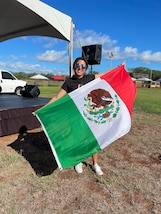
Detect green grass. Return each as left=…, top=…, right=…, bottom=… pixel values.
left=134, top=88, right=161, bottom=115
left=39, top=86, right=61, bottom=98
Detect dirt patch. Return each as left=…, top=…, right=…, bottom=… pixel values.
left=0, top=110, right=161, bottom=214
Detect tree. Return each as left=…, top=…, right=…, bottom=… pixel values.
left=128, top=67, right=161, bottom=80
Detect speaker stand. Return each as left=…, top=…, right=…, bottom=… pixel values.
left=89, top=65, right=93, bottom=74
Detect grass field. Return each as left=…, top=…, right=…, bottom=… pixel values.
left=134, top=88, right=161, bottom=115
left=39, top=86, right=61, bottom=98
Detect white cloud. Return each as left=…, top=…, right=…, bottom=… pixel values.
left=31, top=37, right=59, bottom=48
left=36, top=50, right=68, bottom=63
left=112, top=47, right=138, bottom=60
left=0, top=61, right=6, bottom=67
left=8, top=61, right=40, bottom=70
left=138, top=51, right=161, bottom=63
left=0, top=60, right=52, bottom=73
left=9, top=55, right=18, bottom=60
left=21, top=54, right=27, bottom=59
left=21, top=36, right=27, bottom=41
left=74, top=30, right=117, bottom=50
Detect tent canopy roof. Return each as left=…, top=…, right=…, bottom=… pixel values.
left=131, top=77, right=136, bottom=81
left=156, top=78, right=161, bottom=82
left=137, top=77, right=152, bottom=82
left=30, top=74, right=49, bottom=80
left=51, top=75, right=66, bottom=81
left=0, top=0, right=73, bottom=42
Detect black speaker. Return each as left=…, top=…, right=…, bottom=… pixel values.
left=82, top=44, right=102, bottom=65
left=20, top=85, right=40, bottom=98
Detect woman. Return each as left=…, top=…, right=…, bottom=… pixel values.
left=47, top=57, right=104, bottom=175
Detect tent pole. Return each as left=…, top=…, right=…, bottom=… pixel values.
left=69, top=21, right=74, bottom=77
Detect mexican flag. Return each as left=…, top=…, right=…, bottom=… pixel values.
left=34, top=65, right=136, bottom=170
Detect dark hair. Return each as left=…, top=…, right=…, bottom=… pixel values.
left=73, top=57, right=88, bottom=69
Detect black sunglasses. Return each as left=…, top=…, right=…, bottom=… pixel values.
left=75, top=63, right=87, bottom=69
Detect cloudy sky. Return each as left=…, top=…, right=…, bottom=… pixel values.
left=0, top=0, right=161, bottom=75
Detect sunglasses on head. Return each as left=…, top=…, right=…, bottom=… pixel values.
left=75, top=63, right=87, bottom=69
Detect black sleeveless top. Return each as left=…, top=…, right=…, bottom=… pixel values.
left=62, top=74, right=95, bottom=93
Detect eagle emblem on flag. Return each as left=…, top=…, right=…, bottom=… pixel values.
left=83, top=88, right=120, bottom=124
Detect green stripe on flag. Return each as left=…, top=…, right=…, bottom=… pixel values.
left=35, top=94, right=101, bottom=169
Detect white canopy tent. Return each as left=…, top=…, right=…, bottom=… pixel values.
left=30, top=74, right=49, bottom=80
left=138, top=77, right=152, bottom=81
left=0, top=0, right=74, bottom=75
left=156, top=78, right=161, bottom=82
left=131, top=77, right=136, bottom=81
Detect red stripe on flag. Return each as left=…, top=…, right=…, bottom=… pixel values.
left=101, top=65, right=136, bottom=116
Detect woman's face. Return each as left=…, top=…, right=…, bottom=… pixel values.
left=74, top=59, right=87, bottom=78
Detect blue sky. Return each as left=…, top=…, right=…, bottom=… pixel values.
left=1, top=0, right=161, bottom=76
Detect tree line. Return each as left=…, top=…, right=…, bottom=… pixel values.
left=12, top=72, right=66, bottom=80
left=128, top=67, right=161, bottom=80
left=13, top=67, right=161, bottom=81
